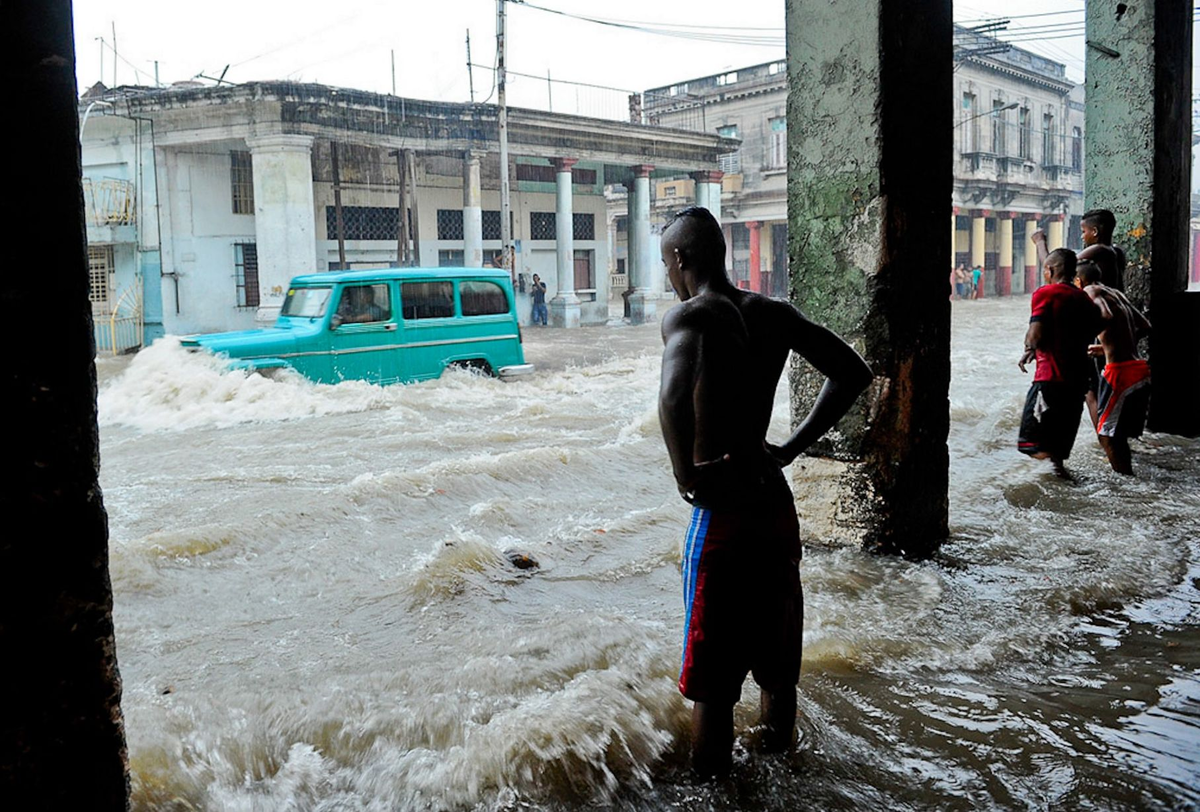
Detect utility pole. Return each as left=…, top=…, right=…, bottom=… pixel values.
left=547, top=70, right=552, bottom=112
left=330, top=141, right=347, bottom=270
left=391, top=50, right=396, bottom=96
left=154, top=60, right=160, bottom=87
left=497, top=0, right=513, bottom=277
left=111, top=22, right=117, bottom=86
left=390, top=149, right=409, bottom=265
left=466, top=31, right=475, bottom=103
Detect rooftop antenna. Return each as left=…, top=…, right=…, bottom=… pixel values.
left=111, top=22, right=117, bottom=86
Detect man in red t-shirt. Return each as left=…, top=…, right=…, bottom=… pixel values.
left=1017, top=248, right=1102, bottom=476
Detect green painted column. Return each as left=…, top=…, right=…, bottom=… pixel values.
left=787, top=0, right=953, bottom=555
left=1085, top=0, right=1197, bottom=436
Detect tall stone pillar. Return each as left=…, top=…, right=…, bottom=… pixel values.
left=970, top=209, right=987, bottom=269
left=462, top=150, right=484, bottom=268
left=788, top=0, right=952, bottom=554
left=692, top=170, right=723, bottom=221
left=998, top=213, right=1014, bottom=296
left=970, top=209, right=988, bottom=298
left=748, top=221, right=763, bottom=292
left=951, top=209, right=959, bottom=267
left=627, top=164, right=655, bottom=324
left=1086, top=0, right=1196, bottom=435
left=246, top=134, right=317, bottom=324
left=549, top=158, right=581, bottom=328
left=1047, top=213, right=1065, bottom=251
left=10, top=1, right=129, bottom=804
left=1025, top=215, right=1041, bottom=292
left=693, top=174, right=710, bottom=212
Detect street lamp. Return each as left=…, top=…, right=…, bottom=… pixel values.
left=80, top=99, right=113, bottom=139
left=953, top=100, right=1018, bottom=129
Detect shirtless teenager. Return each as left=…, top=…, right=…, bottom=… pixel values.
left=1077, top=261, right=1152, bottom=475
left=658, top=207, right=872, bottom=778
left=1017, top=249, right=1102, bottom=477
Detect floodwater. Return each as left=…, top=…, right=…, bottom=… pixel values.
left=97, top=296, right=1199, bottom=811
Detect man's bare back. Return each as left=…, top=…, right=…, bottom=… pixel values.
left=1084, top=282, right=1150, bottom=365
left=656, top=207, right=872, bottom=778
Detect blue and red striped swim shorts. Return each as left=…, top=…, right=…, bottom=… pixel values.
left=679, top=491, right=803, bottom=704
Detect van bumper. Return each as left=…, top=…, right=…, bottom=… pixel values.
left=498, top=363, right=535, bottom=379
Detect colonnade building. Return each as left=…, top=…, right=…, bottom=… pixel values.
left=630, top=27, right=1084, bottom=299
left=79, top=81, right=734, bottom=346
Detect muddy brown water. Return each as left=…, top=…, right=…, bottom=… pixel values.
left=96, top=296, right=1199, bottom=810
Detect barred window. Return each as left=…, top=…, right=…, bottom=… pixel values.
left=460, top=281, right=509, bottom=316
left=231, top=151, right=254, bottom=214
left=717, top=125, right=741, bottom=174
left=530, top=212, right=556, bottom=240
left=769, top=117, right=786, bottom=168
left=234, top=243, right=260, bottom=308
left=573, top=213, right=595, bottom=241
left=438, top=250, right=465, bottom=267
left=481, top=210, right=514, bottom=241
left=437, top=209, right=465, bottom=240
left=88, top=244, right=113, bottom=307
left=401, top=281, right=455, bottom=320
left=325, top=206, right=401, bottom=241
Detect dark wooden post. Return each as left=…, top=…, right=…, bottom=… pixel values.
left=3, top=0, right=130, bottom=806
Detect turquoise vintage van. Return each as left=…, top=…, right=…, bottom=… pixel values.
left=180, top=268, right=533, bottom=385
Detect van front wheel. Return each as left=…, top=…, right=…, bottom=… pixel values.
left=448, top=359, right=496, bottom=378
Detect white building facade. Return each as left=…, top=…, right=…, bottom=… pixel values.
left=80, top=81, right=731, bottom=342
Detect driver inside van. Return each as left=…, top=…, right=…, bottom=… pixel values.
left=338, top=286, right=387, bottom=324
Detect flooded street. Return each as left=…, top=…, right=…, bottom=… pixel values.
left=97, top=297, right=1199, bottom=811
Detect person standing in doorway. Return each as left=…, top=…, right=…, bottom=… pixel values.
left=530, top=273, right=548, bottom=326
left=657, top=207, right=872, bottom=778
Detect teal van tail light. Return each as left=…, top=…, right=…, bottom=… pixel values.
left=182, top=267, right=530, bottom=386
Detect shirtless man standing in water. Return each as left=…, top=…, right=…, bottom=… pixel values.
left=1077, top=260, right=1152, bottom=474
left=657, top=207, right=872, bottom=778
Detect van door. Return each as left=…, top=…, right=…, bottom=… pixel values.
left=398, top=279, right=458, bottom=380
left=328, top=282, right=402, bottom=384
left=455, top=279, right=523, bottom=372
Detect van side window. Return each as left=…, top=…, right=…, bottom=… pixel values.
left=335, top=283, right=391, bottom=324
left=402, top=281, right=455, bottom=320
left=460, top=281, right=509, bottom=316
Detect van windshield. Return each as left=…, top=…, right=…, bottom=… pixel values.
left=281, top=287, right=332, bottom=318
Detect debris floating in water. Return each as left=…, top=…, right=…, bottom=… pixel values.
left=505, top=551, right=539, bottom=570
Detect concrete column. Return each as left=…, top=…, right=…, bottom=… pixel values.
left=1025, top=215, right=1041, bottom=292
left=970, top=209, right=988, bottom=298
left=748, top=221, right=763, bottom=292
left=1086, top=0, right=1196, bottom=435
left=627, top=164, right=655, bottom=324
left=11, top=2, right=130, bottom=804
left=700, top=170, right=724, bottom=223
left=693, top=175, right=709, bottom=212
left=692, top=170, right=723, bottom=221
left=549, top=157, right=581, bottom=328
left=998, top=212, right=1014, bottom=296
left=462, top=150, right=484, bottom=268
left=970, top=209, right=987, bottom=269
left=951, top=209, right=959, bottom=267
left=1047, top=213, right=1065, bottom=251
left=246, top=134, right=317, bottom=324
left=788, top=0, right=952, bottom=554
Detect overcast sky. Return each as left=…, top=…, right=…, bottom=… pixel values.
left=73, top=0, right=1108, bottom=118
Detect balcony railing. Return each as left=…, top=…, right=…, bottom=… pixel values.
left=83, top=178, right=136, bottom=227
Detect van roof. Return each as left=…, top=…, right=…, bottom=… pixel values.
left=290, top=267, right=512, bottom=286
